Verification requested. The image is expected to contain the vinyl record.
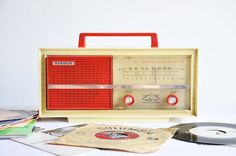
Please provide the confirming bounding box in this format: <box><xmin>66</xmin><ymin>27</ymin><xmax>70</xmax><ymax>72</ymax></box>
<box><xmin>171</xmin><ymin>122</ymin><xmax>236</xmax><ymax>145</ymax></box>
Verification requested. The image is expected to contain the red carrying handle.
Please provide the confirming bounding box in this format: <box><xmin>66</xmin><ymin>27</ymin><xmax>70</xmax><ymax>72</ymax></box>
<box><xmin>78</xmin><ymin>33</ymin><xmax>158</xmax><ymax>48</ymax></box>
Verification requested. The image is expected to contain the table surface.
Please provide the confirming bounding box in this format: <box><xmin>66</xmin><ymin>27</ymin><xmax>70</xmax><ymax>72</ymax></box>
<box><xmin>1</xmin><ymin>110</ymin><xmax>236</xmax><ymax>156</ymax></box>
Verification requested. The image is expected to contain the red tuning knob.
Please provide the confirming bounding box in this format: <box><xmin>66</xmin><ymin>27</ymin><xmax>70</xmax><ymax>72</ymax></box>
<box><xmin>166</xmin><ymin>94</ymin><xmax>178</xmax><ymax>105</ymax></box>
<box><xmin>123</xmin><ymin>94</ymin><xmax>135</xmax><ymax>106</ymax></box>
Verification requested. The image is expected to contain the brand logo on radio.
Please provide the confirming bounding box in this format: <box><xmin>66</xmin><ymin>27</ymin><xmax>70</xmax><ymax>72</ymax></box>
<box><xmin>52</xmin><ymin>61</ymin><xmax>75</xmax><ymax>66</ymax></box>
<box><xmin>142</xmin><ymin>94</ymin><xmax>160</xmax><ymax>104</ymax></box>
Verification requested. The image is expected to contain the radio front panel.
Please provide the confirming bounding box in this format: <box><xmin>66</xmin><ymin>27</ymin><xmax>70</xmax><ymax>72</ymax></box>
<box><xmin>39</xmin><ymin>49</ymin><xmax>198</xmax><ymax>122</ymax></box>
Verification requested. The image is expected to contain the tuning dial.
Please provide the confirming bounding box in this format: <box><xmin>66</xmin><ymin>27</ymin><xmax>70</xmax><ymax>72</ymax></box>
<box><xmin>166</xmin><ymin>94</ymin><xmax>178</xmax><ymax>105</ymax></box>
<box><xmin>123</xmin><ymin>94</ymin><xmax>135</xmax><ymax>106</ymax></box>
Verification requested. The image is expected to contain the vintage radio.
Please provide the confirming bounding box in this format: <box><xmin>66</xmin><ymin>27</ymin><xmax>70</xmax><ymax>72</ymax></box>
<box><xmin>39</xmin><ymin>33</ymin><xmax>198</xmax><ymax>122</ymax></box>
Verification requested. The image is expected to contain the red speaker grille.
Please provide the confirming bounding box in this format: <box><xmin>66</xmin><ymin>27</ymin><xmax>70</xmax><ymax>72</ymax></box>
<box><xmin>46</xmin><ymin>56</ymin><xmax>112</xmax><ymax>110</ymax></box>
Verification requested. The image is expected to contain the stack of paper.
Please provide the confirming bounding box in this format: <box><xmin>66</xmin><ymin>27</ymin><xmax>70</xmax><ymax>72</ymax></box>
<box><xmin>12</xmin><ymin>124</ymin><xmax>99</xmax><ymax>156</ymax></box>
<box><xmin>0</xmin><ymin>110</ymin><xmax>38</xmax><ymax>139</ymax></box>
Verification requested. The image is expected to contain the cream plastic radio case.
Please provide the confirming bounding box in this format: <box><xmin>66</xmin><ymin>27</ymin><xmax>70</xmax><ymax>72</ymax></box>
<box><xmin>39</xmin><ymin>48</ymin><xmax>198</xmax><ymax>122</ymax></box>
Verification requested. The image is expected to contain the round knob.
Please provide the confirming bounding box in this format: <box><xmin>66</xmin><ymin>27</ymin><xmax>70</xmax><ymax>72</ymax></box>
<box><xmin>166</xmin><ymin>94</ymin><xmax>178</xmax><ymax>105</ymax></box>
<box><xmin>123</xmin><ymin>94</ymin><xmax>135</xmax><ymax>106</ymax></box>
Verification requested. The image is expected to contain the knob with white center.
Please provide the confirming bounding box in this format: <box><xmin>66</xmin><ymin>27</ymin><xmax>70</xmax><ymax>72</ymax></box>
<box><xmin>166</xmin><ymin>94</ymin><xmax>178</xmax><ymax>105</ymax></box>
<box><xmin>123</xmin><ymin>94</ymin><xmax>135</xmax><ymax>106</ymax></box>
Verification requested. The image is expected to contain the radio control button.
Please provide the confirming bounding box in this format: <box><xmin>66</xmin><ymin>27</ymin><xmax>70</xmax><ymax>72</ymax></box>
<box><xmin>123</xmin><ymin>95</ymin><xmax>135</xmax><ymax>106</ymax></box>
<box><xmin>166</xmin><ymin>94</ymin><xmax>178</xmax><ymax>105</ymax></box>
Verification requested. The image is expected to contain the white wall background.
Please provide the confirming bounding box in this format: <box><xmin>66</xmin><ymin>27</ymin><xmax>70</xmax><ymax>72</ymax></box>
<box><xmin>0</xmin><ymin>0</ymin><xmax>236</xmax><ymax>120</ymax></box>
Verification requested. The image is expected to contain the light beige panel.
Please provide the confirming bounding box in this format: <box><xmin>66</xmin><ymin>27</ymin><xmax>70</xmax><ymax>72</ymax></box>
<box><xmin>113</xmin><ymin>56</ymin><xmax>190</xmax><ymax>85</ymax></box>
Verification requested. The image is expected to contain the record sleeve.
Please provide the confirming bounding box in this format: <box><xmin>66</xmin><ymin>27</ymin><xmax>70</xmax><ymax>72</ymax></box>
<box><xmin>50</xmin><ymin>124</ymin><xmax>177</xmax><ymax>153</ymax></box>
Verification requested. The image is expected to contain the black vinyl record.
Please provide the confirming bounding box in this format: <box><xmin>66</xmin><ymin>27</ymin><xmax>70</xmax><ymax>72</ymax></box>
<box><xmin>171</xmin><ymin>122</ymin><xmax>236</xmax><ymax>145</ymax></box>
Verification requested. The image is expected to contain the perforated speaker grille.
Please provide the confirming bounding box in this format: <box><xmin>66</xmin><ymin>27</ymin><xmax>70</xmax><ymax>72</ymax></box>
<box><xmin>46</xmin><ymin>56</ymin><xmax>112</xmax><ymax>110</ymax></box>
